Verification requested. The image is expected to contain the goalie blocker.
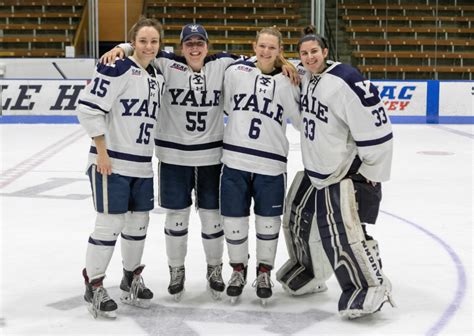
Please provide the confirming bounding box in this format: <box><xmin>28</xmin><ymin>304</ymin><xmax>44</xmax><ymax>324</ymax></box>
<box><xmin>277</xmin><ymin>171</ymin><xmax>394</xmax><ymax>318</ymax></box>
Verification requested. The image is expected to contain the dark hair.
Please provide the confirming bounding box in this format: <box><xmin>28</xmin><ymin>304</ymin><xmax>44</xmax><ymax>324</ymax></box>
<box><xmin>128</xmin><ymin>17</ymin><xmax>163</xmax><ymax>43</ymax></box>
<box><xmin>297</xmin><ymin>25</ymin><xmax>328</xmax><ymax>51</ymax></box>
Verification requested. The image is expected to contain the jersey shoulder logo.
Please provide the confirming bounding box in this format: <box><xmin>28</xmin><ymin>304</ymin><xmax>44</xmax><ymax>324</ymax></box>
<box><xmin>236</xmin><ymin>65</ymin><xmax>253</xmax><ymax>72</ymax></box>
<box><xmin>170</xmin><ymin>62</ymin><xmax>187</xmax><ymax>72</ymax></box>
<box><xmin>354</xmin><ymin>80</ymin><xmax>375</xmax><ymax>99</ymax></box>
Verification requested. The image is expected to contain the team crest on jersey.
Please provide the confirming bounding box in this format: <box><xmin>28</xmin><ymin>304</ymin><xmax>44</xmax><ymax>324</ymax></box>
<box><xmin>132</xmin><ymin>68</ymin><xmax>141</xmax><ymax>76</ymax></box>
<box><xmin>236</xmin><ymin>65</ymin><xmax>252</xmax><ymax>72</ymax></box>
<box><xmin>170</xmin><ymin>62</ymin><xmax>188</xmax><ymax>72</ymax></box>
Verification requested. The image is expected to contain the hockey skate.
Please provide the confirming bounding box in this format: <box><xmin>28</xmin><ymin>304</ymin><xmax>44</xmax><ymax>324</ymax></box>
<box><xmin>206</xmin><ymin>263</ymin><xmax>225</xmax><ymax>300</ymax></box>
<box><xmin>168</xmin><ymin>265</ymin><xmax>185</xmax><ymax>301</ymax></box>
<box><xmin>82</xmin><ymin>269</ymin><xmax>117</xmax><ymax>319</ymax></box>
<box><xmin>252</xmin><ymin>263</ymin><xmax>274</xmax><ymax>306</ymax></box>
<box><xmin>226</xmin><ymin>263</ymin><xmax>247</xmax><ymax>304</ymax></box>
<box><xmin>120</xmin><ymin>266</ymin><xmax>153</xmax><ymax>308</ymax></box>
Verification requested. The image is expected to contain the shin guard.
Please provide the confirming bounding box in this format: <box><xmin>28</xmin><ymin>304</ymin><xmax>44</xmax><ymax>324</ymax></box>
<box><xmin>199</xmin><ymin>209</ymin><xmax>224</xmax><ymax>266</ymax></box>
<box><xmin>121</xmin><ymin>211</ymin><xmax>149</xmax><ymax>272</ymax></box>
<box><xmin>86</xmin><ymin>213</ymin><xmax>126</xmax><ymax>280</ymax></box>
<box><xmin>164</xmin><ymin>207</ymin><xmax>191</xmax><ymax>267</ymax></box>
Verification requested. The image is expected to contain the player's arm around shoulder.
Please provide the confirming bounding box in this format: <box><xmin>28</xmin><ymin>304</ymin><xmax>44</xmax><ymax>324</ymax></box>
<box><xmin>280</xmin><ymin>74</ymin><xmax>302</xmax><ymax>131</ymax></box>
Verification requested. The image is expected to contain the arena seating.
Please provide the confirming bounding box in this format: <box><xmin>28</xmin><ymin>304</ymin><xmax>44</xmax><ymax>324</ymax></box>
<box><xmin>144</xmin><ymin>0</ymin><xmax>303</xmax><ymax>58</ymax></box>
<box><xmin>339</xmin><ymin>0</ymin><xmax>473</xmax><ymax>79</ymax></box>
<box><xmin>0</xmin><ymin>0</ymin><xmax>84</xmax><ymax>57</ymax></box>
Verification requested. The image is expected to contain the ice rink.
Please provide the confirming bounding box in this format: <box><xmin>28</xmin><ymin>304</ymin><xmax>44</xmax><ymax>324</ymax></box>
<box><xmin>0</xmin><ymin>123</ymin><xmax>472</xmax><ymax>335</ymax></box>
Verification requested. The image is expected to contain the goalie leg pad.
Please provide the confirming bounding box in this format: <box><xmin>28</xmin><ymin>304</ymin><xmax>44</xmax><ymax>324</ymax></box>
<box><xmin>86</xmin><ymin>213</ymin><xmax>126</xmax><ymax>280</ymax></box>
<box><xmin>164</xmin><ymin>207</ymin><xmax>191</xmax><ymax>267</ymax></box>
<box><xmin>276</xmin><ymin>171</ymin><xmax>332</xmax><ymax>295</ymax></box>
<box><xmin>315</xmin><ymin>179</ymin><xmax>390</xmax><ymax>316</ymax></box>
<box><xmin>121</xmin><ymin>211</ymin><xmax>149</xmax><ymax>272</ymax></box>
<box><xmin>199</xmin><ymin>209</ymin><xmax>224</xmax><ymax>266</ymax></box>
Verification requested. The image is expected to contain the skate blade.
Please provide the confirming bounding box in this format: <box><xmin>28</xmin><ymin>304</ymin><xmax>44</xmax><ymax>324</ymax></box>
<box><xmin>229</xmin><ymin>296</ymin><xmax>240</xmax><ymax>304</ymax></box>
<box><xmin>208</xmin><ymin>287</ymin><xmax>223</xmax><ymax>300</ymax></box>
<box><xmin>173</xmin><ymin>290</ymin><xmax>184</xmax><ymax>302</ymax></box>
<box><xmin>87</xmin><ymin>304</ymin><xmax>117</xmax><ymax>319</ymax></box>
<box><xmin>120</xmin><ymin>294</ymin><xmax>151</xmax><ymax>309</ymax></box>
<box><xmin>260</xmin><ymin>298</ymin><xmax>268</xmax><ymax>307</ymax></box>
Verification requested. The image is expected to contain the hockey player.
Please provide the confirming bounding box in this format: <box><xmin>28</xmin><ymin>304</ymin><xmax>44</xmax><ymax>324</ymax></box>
<box><xmin>287</xmin><ymin>25</ymin><xmax>395</xmax><ymax>318</ymax></box>
<box><xmin>100</xmin><ymin>24</ymin><xmax>298</xmax><ymax>301</ymax></box>
<box><xmin>220</xmin><ymin>27</ymin><xmax>301</xmax><ymax>305</ymax></box>
<box><xmin>77</xmin><ymin>17</ymin><xmax>165</xmax><ymax>318</ymax></box>
<box><xmin>100</xmin><ymin>24</ymin><xmax>240</xmax><ymax>301</ymax></box>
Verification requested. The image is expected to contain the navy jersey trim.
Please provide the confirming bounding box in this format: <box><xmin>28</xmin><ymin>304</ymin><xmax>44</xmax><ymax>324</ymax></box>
<box><xmin>158</xmin><ymin>50</ymin><xmax>239</xmax><ymax>68</ymax></box>
<box><xmin>96</xmin><ymin>58</ymin><xmax>136</xmax><ymax>77</ymax></box>
<box><xmin>158</xmin><ymin>50</ymin><xmax>187</xmax><ymax>64</ymax></box>
<box><xmin>155</xmin><ymin>139</ymin><xmax>223</xmax><ymax>151</ymax></box>
<box><xmin>223</xmin><ymin>143</ymin><xmax>287</xmax><ymax>163</ymax></box>
<box><xmin>355</xmin><ymin>133</ymin><xmax>393</xmax><ymax>147</ymax></box>
<box><xmin>305</xmin><ymin>168</ymin><xmax>332</xmax><ymax>179</ymax></box>
<box><xmin>205</xmin><ymin>52</ymin><xmax>241</xmax><ymax>64</ymax></box>
<box><xmin>89</xmin><ymin>146</ymin><xmax>152</xmax><ymax>163</ymax></box>
<box><xmin>327</xmin><ymin>63</ymin><xmax>381</xmax><ymax>107</ymax></box>
<box><xmin>78</xmin><ymin>99</ymin><xmax>109</xmax><ymax>114</ymax></box>
<box><xmin>226</xmin><ymin>59</ymin><xmax>256</xmax><ymax>71</ymax></box>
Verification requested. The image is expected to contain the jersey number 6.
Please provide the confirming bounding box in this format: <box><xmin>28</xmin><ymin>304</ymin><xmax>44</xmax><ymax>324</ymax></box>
<box><xmin>249</xmin><ymin>118</ymin><xmax>262</xmax><ymax>139</ymax></box>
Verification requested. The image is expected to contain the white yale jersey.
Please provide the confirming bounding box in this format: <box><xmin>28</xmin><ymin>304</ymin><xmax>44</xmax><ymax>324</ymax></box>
<box><xmin>119</xmin><ymin>44</ymin><xmax>241</xmax><ymax>166</ymax></box>
<box><xmin>152</xmin><ymin>52</ymin><xmax>240</xmax><ymax>166</ymax></box>
<box><xmin>222</xmin><ymin>60</ymin><xmax>301</xmax><ymax>176</ymax></box>
<box><xmin>299</xmin><ymin>61</ymin><xmax>393</xmax><ymax>189</ymax></box>
<box><xmin>77</xmin><ymin>56</ymin><xmax>164</xmax><ymax>178</ymax></box>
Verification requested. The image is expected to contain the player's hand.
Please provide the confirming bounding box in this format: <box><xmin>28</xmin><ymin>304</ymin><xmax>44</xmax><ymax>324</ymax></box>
<box><xmin>282</xmin><ymin>63</ymin><xmax>300</xmax><ymax>86</ymax></box>
<box><xmin>99</xmin><ymin>47</ymin><xmax>125</xmax><ymax>65</ymax></box>
<box><xmin>96</xmin><ymin>153</ymin><xmax>112</xmax><ymax>175</ymax></box>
